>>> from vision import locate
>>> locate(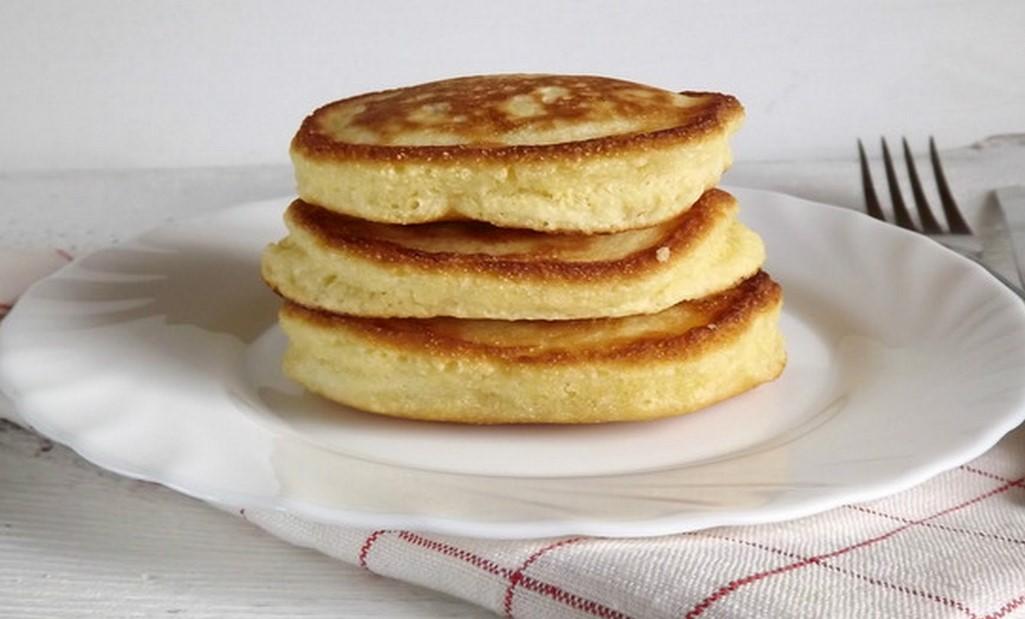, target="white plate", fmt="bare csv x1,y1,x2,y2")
2,188,1024,539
